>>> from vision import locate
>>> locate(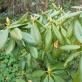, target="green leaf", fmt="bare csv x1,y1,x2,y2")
0,29,8,49
29,46,38,59
16,78,25,82
45,28,52,50
57,11,81,24
10,23,28,28
49,76,54,82
80,54,82,82
18,12,28,22
54,75,65,82
35,19,44,28
31,25,42,45
43,76,48,82
32,70,45,78
10,28,22,40
64,51,82,66
60,45,80,50
27,53,31,67
74,20,82,43
22,32,36,45
67,23,73,38
10,13,28,28
61,28,67,37
49,10,60,17
5,39,15,54
53,26,64,44
72,70,80,82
